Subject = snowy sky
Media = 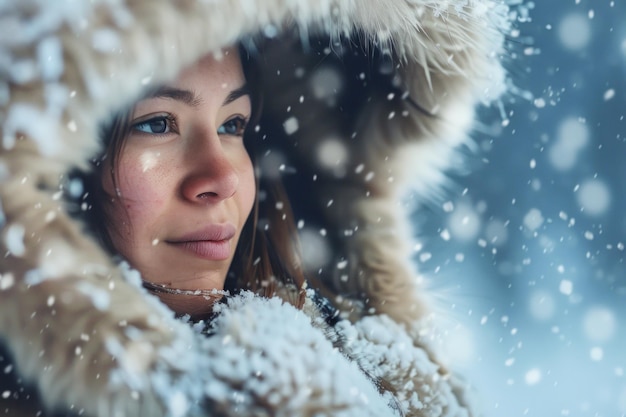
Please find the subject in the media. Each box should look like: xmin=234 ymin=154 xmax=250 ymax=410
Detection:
xmin=413 ymin=1 xmax=626 ymax=416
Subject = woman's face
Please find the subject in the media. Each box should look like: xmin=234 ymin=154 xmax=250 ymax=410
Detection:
xmin=103 ymin=51 xmax=255 ymax=303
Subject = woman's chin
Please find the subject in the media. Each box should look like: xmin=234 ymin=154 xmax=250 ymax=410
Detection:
xmin=156 ymin=291 xmax=225 ymax=320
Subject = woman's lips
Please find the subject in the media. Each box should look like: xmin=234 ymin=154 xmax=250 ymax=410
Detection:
xmin=165 ymin=224 xmax=236 ymax=260
xmin=171 ymin=240 xmax=231 ymax=260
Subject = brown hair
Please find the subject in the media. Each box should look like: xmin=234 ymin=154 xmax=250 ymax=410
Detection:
xmin=76 ymin=47 xmax=307 ymax=309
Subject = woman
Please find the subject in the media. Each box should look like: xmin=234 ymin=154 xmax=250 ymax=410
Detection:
xmin=82 ymin=48 xmax=310 ymax=321
xmin=0 ymin=0 xmax=520 ymax=416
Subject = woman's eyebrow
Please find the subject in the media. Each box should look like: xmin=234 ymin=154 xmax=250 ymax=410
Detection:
xmin=148 ymin=87 xmax=203 ymax=107
xmin=223 ymin=84 xmax=250 ymax=106
xmin=145 ymin=84 xmax=249 ymax=107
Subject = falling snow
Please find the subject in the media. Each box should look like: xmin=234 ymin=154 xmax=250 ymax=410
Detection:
xmin=414 ymin=2 xmax=626 ymax=416
xmin=4 ymin=224 xmax=25 ymax=257
xmin=297 ymin=227 xmax=331 ymax=272
xmin=282 ymin=116 xmax=299 ymax=135
xmin=316 ymin=138 xmax=348 ymax=172
xmin=447 ymin=204 xmax=481 ymax=241
xmin=582 ymin=307 xmax=616 ymax=343
xmin=1 ymin=0 xmax=624 ymax=416
xmin=548 ymin=118 xmax=590 ymax=171
xmin=522 ymin=208 xmax=544 ymax=231
xmin=576 ymin=178 xmax=611 ymax=216
xmin=558 ymin=13 xmax=591 ymax=50
xmin=524 ymin=368 xmax=542 ymax=386
xmin=559 ymin=280 xmax=573 ymax=295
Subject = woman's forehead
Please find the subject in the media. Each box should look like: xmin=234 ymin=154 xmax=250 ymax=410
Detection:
xmin=174 ymin=48 xmax=245 ymax=90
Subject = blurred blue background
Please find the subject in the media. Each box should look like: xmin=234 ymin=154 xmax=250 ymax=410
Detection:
xmin=412 ymin=1 xmax=626 ymax=416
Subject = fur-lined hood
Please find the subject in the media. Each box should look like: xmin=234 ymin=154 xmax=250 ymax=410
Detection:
xmin=0 ymin=0 xmax=517 ymax=416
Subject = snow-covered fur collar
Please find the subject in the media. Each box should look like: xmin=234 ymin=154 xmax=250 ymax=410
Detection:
xmin=0 ymin=0 xmax=518 ymax=416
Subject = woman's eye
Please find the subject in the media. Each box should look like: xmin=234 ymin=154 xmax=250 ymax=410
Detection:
xmin=217 ymin=116 xmax=248 ymax=136
xmin=132 ymin=116 xmax=172 ymax=134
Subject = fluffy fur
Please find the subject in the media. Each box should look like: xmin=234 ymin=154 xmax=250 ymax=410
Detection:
xmin=0 ymin=0 xmax=514 ymax=415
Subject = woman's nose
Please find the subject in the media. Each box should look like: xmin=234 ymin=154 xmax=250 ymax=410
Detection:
xmin=180 ymin=131 xmax=239 ymax=203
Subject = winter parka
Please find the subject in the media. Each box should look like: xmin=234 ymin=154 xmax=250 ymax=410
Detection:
xmin=0 ymin=0 xmax=518 ymax=416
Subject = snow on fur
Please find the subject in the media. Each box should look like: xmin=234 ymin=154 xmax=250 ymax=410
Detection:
xmin=201 ymin=292 xmax=398 ymax=417
xmin=338 ymin=315 xmax=473 ymax=417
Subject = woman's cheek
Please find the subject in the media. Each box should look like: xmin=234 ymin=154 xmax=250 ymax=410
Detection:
xmin=238 ymin=154 xmax=256 ymax=218
xmin=117 ymin=153 xmax=170 ymax=219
